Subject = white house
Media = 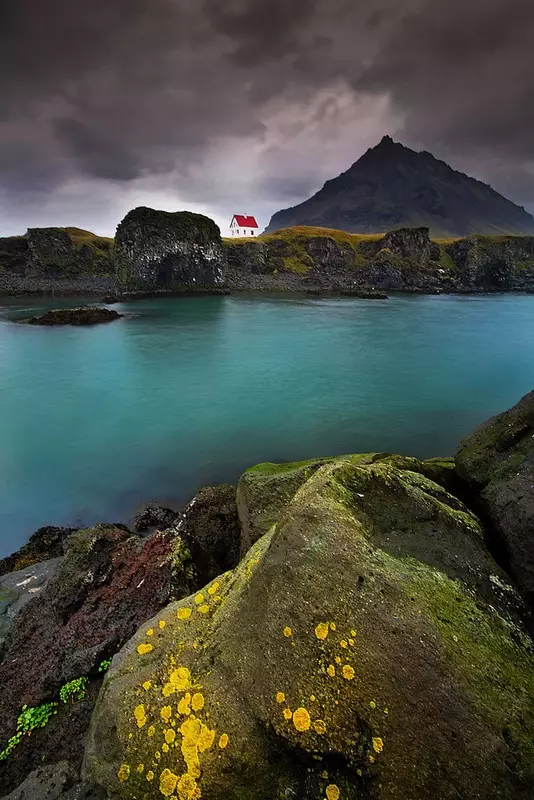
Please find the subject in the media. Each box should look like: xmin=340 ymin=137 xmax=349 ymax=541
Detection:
xmin=230 ymin=214 xmax=259 ymax=237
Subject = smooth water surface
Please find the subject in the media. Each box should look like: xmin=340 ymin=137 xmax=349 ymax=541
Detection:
xmin=1 ymin=292 xmax=533 ymax=556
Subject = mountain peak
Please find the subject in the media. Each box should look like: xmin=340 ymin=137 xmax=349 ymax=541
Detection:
xmin=265 ymin=138 xmax=534 ymax=238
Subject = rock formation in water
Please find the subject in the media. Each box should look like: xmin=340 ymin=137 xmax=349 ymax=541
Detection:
xmin=265 ymin=136 xmax=534 ymax=237
xmin=0 ymin=394 xmax=533 ymax=798
xmin=22 ymin=307 xmax=122 ymax=326
xmin=114 ymin=208 xmax=226 ymax=293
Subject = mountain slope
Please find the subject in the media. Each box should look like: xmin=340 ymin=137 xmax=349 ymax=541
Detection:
xmin=265 ymin=137 xmax=534 ymax=238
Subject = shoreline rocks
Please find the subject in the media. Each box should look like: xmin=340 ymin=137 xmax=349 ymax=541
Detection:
xmin=21 ymin=307 xmax=123 ymax=326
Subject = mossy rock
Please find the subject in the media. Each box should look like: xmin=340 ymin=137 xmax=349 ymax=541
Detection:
xmin=84 ymin=459 xmax=533 ymax=800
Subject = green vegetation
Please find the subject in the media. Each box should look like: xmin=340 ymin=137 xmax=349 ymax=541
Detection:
xmin=0 ymin=702 xmax=58 ymax=761
xmin=59 ymin=676 xmax=88 ymax=703
xmin=98 ymin=658 xmax=112 ymax=673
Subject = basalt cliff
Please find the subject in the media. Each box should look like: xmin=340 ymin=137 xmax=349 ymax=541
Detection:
xmin=2 ymin=209 xmax=534 ymax=296
xmin=0 ymin=393 xmax=533 ymax=799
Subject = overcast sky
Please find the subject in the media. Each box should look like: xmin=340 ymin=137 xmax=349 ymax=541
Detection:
xmin=1 ymin=0 xmax=533 ymax=237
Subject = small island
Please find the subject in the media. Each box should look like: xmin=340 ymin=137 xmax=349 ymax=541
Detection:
xmin=22 ymin=307 xmax=123 ymax=326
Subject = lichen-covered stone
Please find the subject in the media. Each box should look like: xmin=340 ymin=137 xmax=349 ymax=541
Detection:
xmin=456 ymin=390 xmax=534 ymax=601
xmin=114 ymin=207 xmax=225 ymax=292
xmin=84 ymin=458 xmax=533 ymax=800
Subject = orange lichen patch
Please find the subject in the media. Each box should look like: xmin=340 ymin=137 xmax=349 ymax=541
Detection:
xmin=146 ymin=770 xmax=154 ymax=782
xmin=146 ymin=628 xmax=154 ymax=637
xmin=136 ymin=764 xmax=144 ymax=774
xmin=177 ymin=607 xmax=192 ymax=620
xmin=208 ymin=582 xmax=220 ymax=595
xmin=327 ymin=665 xmax=336 ymax=677
xmin=335 ymin=656 xmax=342 ymax=665
xmin=159 ymin=620 xmax=166 ymax=629
xmin=169 ymin=667 xmax=191 ymax=691
xmin=326 ymin=785 xmax=340 ymax=800
xmin=161 ymin=705 xmax=173 ymax=723
xmin=283 ymin=626 xmax=293 ymax=638
xmin=198 ymin=724 xmax=216 ymax=752
xmin=159 ymin=767 xmax=179 ymax=797
xmin=340 ymin=640 xmax=348 ymax=649
xmin=178 ymin=772 xmax=200 ymax=799
xmin=148 ymin=725 xmax=156 ymax=737
xmin=198 ymin=604 xmax=210 ymax=614
xmin=194 ymin=593 xmax=205 ymax=605
xmin=134 ymin=704 xmax=147 ymax=728
xmin=178 ymin=693 xmax=192 ymax=716
xmin=117 ymin=763 xmax=130 ymax=783
xmin=165 ymin=728 xmax=176 ymax=745
xmin=330 ymin=622 xmax=337 ymax=631
xmin=342 ymin=665 xmax=355 ymax=680
xmin=180 ymin=717 xmax=203 ymax=777
xmin=276 ymin=692 xmax=286 ymax=704
xmin=191 ymin=693 xmax=205 ymax=712
xmin=137 ymin=643 xmax=153 ymax=655
xmin=315 ymin=622 xmax=329 ymax=640
xmin=373 ymin=736 xmax=384 ymax=753
xmin=370 ymin=700 xmax=377 ymax=710
xmin=283 ymin=708 xmax=293 ymax=720
xmin=219 ymin=733 xmax=229 ymax=749
xmin=313 ymin=719 xmax=327 ymax=735
xmin=293 ymin=707 xmax=311 ymax=732
xmin=142 ymin=680 xmax=152 ymax=691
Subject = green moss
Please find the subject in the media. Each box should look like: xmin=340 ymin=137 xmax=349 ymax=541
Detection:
xmin=437 ymin=246 xmax=457 ymax=270
xmin=282 ymin=255 xmax=311 ymax=274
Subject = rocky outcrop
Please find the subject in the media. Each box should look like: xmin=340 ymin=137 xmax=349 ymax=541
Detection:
xmin=114 ymin=208 xmax=225 ymax=292
xmin=456 ymin=391 xmax=534 ymax=603
xmin=22 ymin=308 xmax=122 ymax=326
xmin=84 ymin=456 xmax=534 ymax=800
xmin=1 ymin=761 xmax=105 ymax=800
xmin=0 ymin=228 xmax=115 ymax=296
xmin=132 ymin=504 xmax=180 ymax=533
xmin=0 ymin=526 xmax=76 ymax=577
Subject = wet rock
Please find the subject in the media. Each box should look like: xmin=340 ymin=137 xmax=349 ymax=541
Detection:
xmin=1 ymin=761 xmax=78 ymax=799
xmin=0 ymin=526 xmax=76 ymax=577
xmin=132 ymin=504 xmax=180 ymax=533
xmin=101 ymin=295 xmax=119 ymax=304
xmin=84 ymin=457 xmax=533 ymax=800
xmin=22 ymin=308 xmax=122 ymax=326
xmin=456 ymin=390 xmax=534 ymax=602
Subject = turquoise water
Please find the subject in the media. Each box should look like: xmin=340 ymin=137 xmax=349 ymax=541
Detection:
xmin=1 ymin=292 xmax=533 ymax=557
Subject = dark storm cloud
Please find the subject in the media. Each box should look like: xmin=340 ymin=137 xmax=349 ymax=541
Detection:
xmin=1 ymin=0 xmax=533 ymax=233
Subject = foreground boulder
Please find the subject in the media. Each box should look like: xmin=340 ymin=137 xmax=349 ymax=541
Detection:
xmin=114 ymin=208 xmax=225 ymax=292
xmin=456 ymin=390 xmax=534 ymax=602
xmin=22 ymin=307 xmax=122 ymax=326
xmin=85 ymin=458 xmax=534 ymax=800
xmin=0 ymin=526 xmax=76 ymax=577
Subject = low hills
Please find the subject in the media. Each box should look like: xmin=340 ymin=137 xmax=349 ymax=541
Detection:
xmin=265 ymin=136 xmax=534 ymax=238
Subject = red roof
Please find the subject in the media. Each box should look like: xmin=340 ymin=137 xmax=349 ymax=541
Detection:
xmin=232 ymin=215 xmax=258 ymax=228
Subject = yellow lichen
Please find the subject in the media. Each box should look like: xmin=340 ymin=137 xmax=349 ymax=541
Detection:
xmin=155 ymin=751 xmax=161 ymax=760
xmin=335 ymin=656 xmax=342 ymax=665
xmin=369 ymin=755 xmax=376 ymax=764
xmin=219 ymin=733 xmax=229 ymax=749
xmin=198 ymin=724 xmax=216 ymax=752
xmin=159 ymin=768 xmax=179 ymax=797
xmin=177 ymin=607 xmax=192 ymax=620
xmin=146 ymin=770 xmax=154 ymax=782
xmin=370 ymin=700 xmax=377 ymax=710
xmin=293 ymin=707 xmax=311 ymax=732
xmin=117 ymin=764 xmax=130 ymax=783
xmin=326 ymin=785 xmax=340 ymax=800
xmin=143 ymin=681 xmax=152 ymax=691
xmin=161 ymin=705 xmax=172 ymax=723
xmin=348 ymin=638 xmax=355 ymax=647
xmin=330 ymin=622 xmax=336 ymax=631
xmin=136 ymin=763 xmax=144 ymax=773
xmin=315 ymin=622 xmax=329 ymax=640
xmin=373 ymin=737 xmax=384 ymax=753
xmin=178 ymin=772 xmax=200 ymax=799
xmin=159 ymin=620 xmax=166 ymax=629
xmin=169 ymin=667 xmax=191 ymax=691
xmin=321 ymin=770 xmax=329 ymax=779
xmin=178 ymin=693 xmax=192 ymax=716
xmin=137 ymin=643 xmax=153 ymax=655
xmin=162 ymin=682 xmax=176 ymax=698
xmin=208 ymin=582 xmax=220 ymax=595
xmin=194 ymin=594 xmax=205 ymax=605
xmin=276 ymin=692 xmax=286 ymax=704
xmin=146 ymin=628 xmax=154 ymax=637
xmin=162 ymin=743 xmax=169 ymax=753
xmin=351 ymin=629 xmax=357 ymax=637
xmin=134 ymin=704 xmax=147 ymax=728
xmin=384 ymin=707 xmax=389 ymax=715
xmin=191 ymin=693 xmax=205 ymax=712
xmin=340 ymin=640 xmax=348 ymax=649
xmin=283 ymin=708 xmax=292 ymax=720
xmin=148 ymin=725 xmax=156 ymax=737
xmin=198 ymin=604 xmax=210 ymax=614
xmin=313 ymin=719 xmax=327 ymax=735
xmin=310 ymin=695 xmax=316 ymax=702
xmin=283 ymin=626 xmax=292 ymax=638
xmin=165 ymin=728 xmax=176 ymax=744
xmin=342 ymin=665 xmax=355 ymax=680
xmin=327 ymin=665 xmax=336 ymax=677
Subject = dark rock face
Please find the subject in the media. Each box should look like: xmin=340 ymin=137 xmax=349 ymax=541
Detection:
xmin=0 ymin=526 xmax=76 ymax=577
xmin=456 ymin=391 xmax=534 ymax=603
xmin=23 ymin=308 xmax=122 ymax=326
xmin=115 ymin=207 xmax=225 ymax=292
xmin=265 ymin=136 xmax=534 ymax=237
xmin=0 ymin=524 xmax=198 ymax=793
xmin=132 ymin=504 xmax=180 ymax=533
xmin=1 ymin=761 xmax=106 ymax=800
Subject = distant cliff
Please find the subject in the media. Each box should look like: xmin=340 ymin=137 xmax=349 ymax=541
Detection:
xmin=223 ymin=226 xmax=534 ymax=293
xmin=114 ymin=207 xmax=225 ymax=292
xmin=266 ymin=136 xmax=534 ymax=238
xmin=0 ymin=227 xmax=114 ymax=295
